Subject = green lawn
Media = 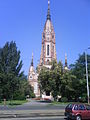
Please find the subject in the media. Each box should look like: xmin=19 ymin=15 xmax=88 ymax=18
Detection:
xmin=51 ymin=101 xmax=69 ymax=105
xmin=0 ymin=100 xmax=28 ymax=106
xmin=51 ymin=101 xmax=90 ymax=105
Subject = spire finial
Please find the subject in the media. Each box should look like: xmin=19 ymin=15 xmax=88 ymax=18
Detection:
xmin=31 ymin=52 xmax=33 ymax=66
xmin=65 ymin=53 xmax=67 ymax=67
xmin=47 ymin=0 xmax=51 ymax=20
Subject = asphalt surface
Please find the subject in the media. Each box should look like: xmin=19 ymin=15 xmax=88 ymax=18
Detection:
xmin=0 ymin=99 xmax=66 ymax=119
xmin=0 ymin=100 xmax=66 ymax=111
xmin=0 ymin=116 xmax=66 ymax=120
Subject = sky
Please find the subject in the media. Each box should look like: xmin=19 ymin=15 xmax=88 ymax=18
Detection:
xmin=0 ymin=0 xmax=90 ymax=75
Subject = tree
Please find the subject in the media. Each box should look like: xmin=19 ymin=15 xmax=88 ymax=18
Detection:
xmin=38 ymin=67 xmax=52 ymax=95
xmin=13 ymin=77 xmax=35 ymax=100
xmin=38 ymin=60 xmax=63 ymax=100
xmin=70 ymin=53 xmax=90 ymax=101
xmin=0 ymin=41 xmax=23 ymax=100
xmin=51 ymin=61 xmax=63 ymax=99
xmin=60 ymin=71 xmax=76 ymax=101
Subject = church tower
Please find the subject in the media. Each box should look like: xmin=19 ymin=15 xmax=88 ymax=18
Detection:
xmin=40 ymin=0 xmax=57 ymax=68
xmin=28 ymin=53 xmax=40 ymax=97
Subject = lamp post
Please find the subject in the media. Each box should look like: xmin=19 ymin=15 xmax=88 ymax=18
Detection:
xmin=85 ymin=47 xmax=90 ymax=104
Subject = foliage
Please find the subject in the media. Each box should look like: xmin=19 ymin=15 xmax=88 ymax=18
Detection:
xmin=0 ymin=41 xmax=34 ymax=100
xmin=70 ymin=53 xmax=90 ymax=101
xmin=60 ymin=71 xmax=76 ymax=101
xmin=38 ymin=60 xmax=63 ymax=100
xmin=38 ymin=66 xmax=52 ymax=95
xmin=0 ymin=41 xmax=23 ymax=100
xmin=61 ymin=97 xmax=68 ymax=102
xmin=38 ymin=53 xmax=90 ymax=102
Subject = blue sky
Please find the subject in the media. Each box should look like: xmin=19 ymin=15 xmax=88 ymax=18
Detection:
xmin=0 ymin=0 xmax=90 ymax=75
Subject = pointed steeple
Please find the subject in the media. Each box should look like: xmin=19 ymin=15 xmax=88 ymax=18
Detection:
xmin=31 ymin=52 xmax=33 ymax=66
xmin=65 ymin=53 xmax=67 ymax=67
xmin=40 ymin=0 xmax=57 ymax=68
xmin=47 ymin=0 xmax=51 ymax=20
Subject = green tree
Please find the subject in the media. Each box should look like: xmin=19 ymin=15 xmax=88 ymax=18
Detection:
xmin=13 ymin=77 xmax=35 ymax=100
xmin=0 ymin=41 xmax=23 ymax=100
xmin=51 ymin=61 xmax=63 ymax=100
xmin=38 ymin=60 xmax=63 ymax=100
xmin=38 ymin=67 xmax=52 ymax=95
xmin=70 ymin=53 xmax=90 ymax=101
xmin=60 ymin=71 xmax=76 ymax=101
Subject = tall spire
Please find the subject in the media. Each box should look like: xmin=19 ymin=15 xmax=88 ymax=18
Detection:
xmin=47 ymin=0 xmax=51 ymax=20
xmin=31 ymin=52 xmax=33 ymax=66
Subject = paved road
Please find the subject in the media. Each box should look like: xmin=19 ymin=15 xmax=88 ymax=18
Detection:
xmin=0 ymin=99 xmax=66 ymax=111
xmin=0 ymin=116 xmax=66 ymax=120
xmin=0 ymin=99 xmax=66 ymax=120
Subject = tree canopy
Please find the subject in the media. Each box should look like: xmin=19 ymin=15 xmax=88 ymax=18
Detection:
xmin=0 ymin=41 xmax=34 ymax=100
xmin=38 ymin=53 xmax=90 ymax=102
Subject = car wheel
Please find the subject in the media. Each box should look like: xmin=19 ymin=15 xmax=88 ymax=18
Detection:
xmin=76 ymin=115 xmax=81 ymax=120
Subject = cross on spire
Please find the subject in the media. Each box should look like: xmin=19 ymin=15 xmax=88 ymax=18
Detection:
xmin=47 ymin=0 xmax=51 ymax=20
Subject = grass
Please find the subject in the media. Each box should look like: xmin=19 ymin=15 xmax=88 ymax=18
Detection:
xmin=50 ymin=101 xmax=69 ymax=105
xmin=0 ymin=100 xmax=28 ymax=106
xmin=51 ymin=101 xmax=90 ymax=106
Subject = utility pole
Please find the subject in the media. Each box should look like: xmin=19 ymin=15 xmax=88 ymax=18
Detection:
xmin=85 ymin=47 xmax=90 ymax=104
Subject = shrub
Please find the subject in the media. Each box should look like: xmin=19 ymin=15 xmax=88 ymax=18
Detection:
xmin=61 ymin=97 xmax=68 ymax=102
xmin=13 ymin=91 xmax=26 ymax=100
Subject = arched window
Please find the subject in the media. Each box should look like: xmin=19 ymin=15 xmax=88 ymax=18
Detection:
xmin=47 ymin=59 xmax=49 ymax=64
xmin=47 ymin=45 xmax=49 ymax=56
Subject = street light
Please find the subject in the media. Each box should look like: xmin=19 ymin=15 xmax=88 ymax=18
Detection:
xmin=85 ymin=47 xmax=90 ymax=104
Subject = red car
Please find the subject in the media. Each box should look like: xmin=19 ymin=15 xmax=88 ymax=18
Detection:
xmin=65 ymin=103 xmax=90 ymax=120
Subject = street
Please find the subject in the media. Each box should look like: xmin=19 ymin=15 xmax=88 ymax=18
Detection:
xmin=0 ymin=99 xmax=66 ymax=120
xmin=0 ymin=116 xmax=66 ymax=120
xmin=0 ymin=99 xmax=66 ymax=111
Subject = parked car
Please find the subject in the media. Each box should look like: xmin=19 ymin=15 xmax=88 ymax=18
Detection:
xmin=65 ymin=103 xmax=90 ymax=120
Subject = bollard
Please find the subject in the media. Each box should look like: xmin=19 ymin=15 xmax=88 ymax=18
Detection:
xmin=4 ymin=98 xmax=6 ymax=106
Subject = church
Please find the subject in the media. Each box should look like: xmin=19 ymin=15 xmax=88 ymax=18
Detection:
xmin=28 ymin=0 xmax=68 ymax=98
